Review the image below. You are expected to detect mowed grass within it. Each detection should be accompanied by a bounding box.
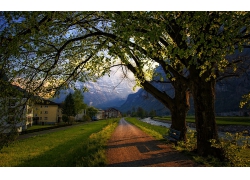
[155,116,250,126]
[0,119,119,167]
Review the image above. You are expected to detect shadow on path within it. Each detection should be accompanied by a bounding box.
[106,118,202,167]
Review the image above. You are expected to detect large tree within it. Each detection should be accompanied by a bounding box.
[101,11,250,158]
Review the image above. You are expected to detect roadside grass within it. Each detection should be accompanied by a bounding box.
[125,117,250,167]
[155,116,250,126]
[125,117,168,140]
[0,118,119,167]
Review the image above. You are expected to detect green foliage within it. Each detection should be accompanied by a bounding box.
[62,114,69,123]
[87,106,98,119]
[149,109,157,117]
[209,132,250,167]
[0,129,19,150]
[82,115,91,122]
[176,130,250,167]
[136,107,145,118]
[62,93,76,117]
[175,130,197,152]
[73,89,87,114]
[240,93,250,108]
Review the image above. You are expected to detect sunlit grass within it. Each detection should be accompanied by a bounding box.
[125,117,167,140]
[0,119,119,167]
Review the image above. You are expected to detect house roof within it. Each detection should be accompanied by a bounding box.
[34,98,61,106]
[105,108,121,112]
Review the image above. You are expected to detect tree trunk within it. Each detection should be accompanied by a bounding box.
[190,69,224,159]
[169,105,188,141]
[141,81,190,141]
[169,90,190,141]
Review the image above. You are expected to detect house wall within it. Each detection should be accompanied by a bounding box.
[75,109,86,121]
[34,104,61,125]
[0,97,33,132]
[105,108,121,118]
[96,110,104,119]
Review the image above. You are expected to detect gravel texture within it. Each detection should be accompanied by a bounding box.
[106,118,202,167]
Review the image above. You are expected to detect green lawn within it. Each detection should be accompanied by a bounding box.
[0,119,118,167]
[155,116,250,126]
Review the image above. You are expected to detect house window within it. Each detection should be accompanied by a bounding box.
[44,105,48,108]
[40,105,43,108]
[39,117,42,120]
[44,111,48,114]
[44,117,48,120]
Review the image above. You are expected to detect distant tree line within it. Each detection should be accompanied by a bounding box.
[127,107,157,118]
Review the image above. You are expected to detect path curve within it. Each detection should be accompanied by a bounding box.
[106,118,202,167]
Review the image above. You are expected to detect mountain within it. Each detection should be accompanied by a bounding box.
[52,74,138,109]
[118,88,171,116]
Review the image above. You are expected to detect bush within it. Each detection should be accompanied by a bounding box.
[176,129,197,152]
[69,116,75,124]
[210,131,250,166]
[82,115,91,122]
[62,115,69,123]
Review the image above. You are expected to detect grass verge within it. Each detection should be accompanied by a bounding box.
[125,117,167,140]
[0,118,119,167]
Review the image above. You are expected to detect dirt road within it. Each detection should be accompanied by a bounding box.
[106,118,201,167]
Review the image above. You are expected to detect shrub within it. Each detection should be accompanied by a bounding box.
[82,115,91,122]
[176,129,197,152]
[62,115,69,123]
[210,131,250,167]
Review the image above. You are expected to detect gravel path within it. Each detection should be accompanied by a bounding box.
[106,118,202,167]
